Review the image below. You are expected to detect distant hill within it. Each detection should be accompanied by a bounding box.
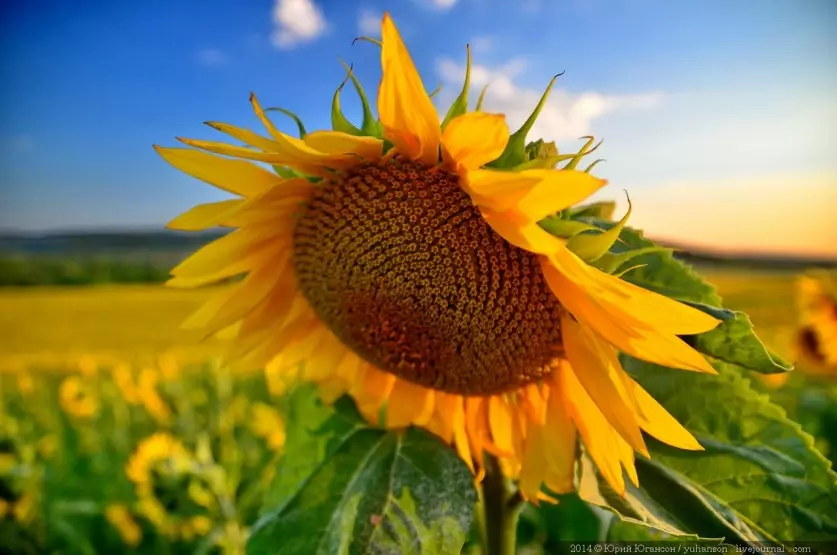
[0,228,834,287]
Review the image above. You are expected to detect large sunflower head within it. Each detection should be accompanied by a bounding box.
[156,14,720,502]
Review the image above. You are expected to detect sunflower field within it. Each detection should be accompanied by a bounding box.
[2,267,836,554]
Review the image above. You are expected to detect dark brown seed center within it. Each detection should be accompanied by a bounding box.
[292,158,564,395]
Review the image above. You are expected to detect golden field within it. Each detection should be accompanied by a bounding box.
[0,269,833,554]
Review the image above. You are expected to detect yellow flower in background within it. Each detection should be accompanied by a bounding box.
[795,272,837,375]
[157,353,181,381]
[126,432,191,486]
[157,13,720,500]
[249,402,287,452]
[16,373,35,396]
[112,363,141,405]
[105,504,143,547]
[77,355,98,377]
[59,375,99,419]
[137,368,172,425]
[126,433,214,540]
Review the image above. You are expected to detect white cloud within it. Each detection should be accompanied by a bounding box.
[271,0,327,49]
[8,134,33,152]
[424,0,458,10]
[436,57,664,142]
[470,36,493,54]
[196,48,227,66]
[357,8,381,36]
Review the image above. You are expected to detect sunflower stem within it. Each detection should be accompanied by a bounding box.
[480,453,523,555]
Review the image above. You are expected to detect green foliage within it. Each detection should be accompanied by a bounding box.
[0,256,172,286]
[616,358,837,543]
[0,362,283,554]
[251,392,477,555]
[685,307,794,374]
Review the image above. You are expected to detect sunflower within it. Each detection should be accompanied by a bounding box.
[156,14,719,501]
[794,272,837,375]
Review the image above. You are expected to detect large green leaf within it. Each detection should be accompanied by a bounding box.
[261,384,361,511]
[684,307,794,374]
[529,491,726,553]
[619,357,837,543]
[250,398,477,555]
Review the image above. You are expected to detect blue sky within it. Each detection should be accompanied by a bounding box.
[1,0,835,256]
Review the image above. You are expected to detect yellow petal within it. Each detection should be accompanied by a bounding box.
[562,314,648,456]
[542,382,578,494]
[519,423,549,503]
[558,362,627,495]
[154,146,282,197]
[442,112,509,171]
[450,397,474,472]
[175,138,347,176]
[303,131,383,161]
[205,121,283,152]
[165,241,272,289]
[488,395,515,457]
[541,250,718,374]
[302,333,348,382]
[514,170,607,224]
[378,13,440,166]
[169,226,283,279]
[167,200,247,231]
[183,251,291,334]
[461,169,540,212]
[251,94,367,169]
[385,379,435,428]
[480,209,565,255]
[550,245,720,335]
[354,366,395,425]
[425,392,457,443]
[464,397,487,472]
[628,377,703,450]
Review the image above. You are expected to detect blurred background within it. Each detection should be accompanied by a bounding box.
[0,0,835,553]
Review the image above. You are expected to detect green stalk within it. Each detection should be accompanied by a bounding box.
[480,453,524,555]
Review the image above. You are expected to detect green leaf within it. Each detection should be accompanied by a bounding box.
[488,73,563,169]
[250,398,477,555]
[621,357,837,543]
[265,107,307,138]
[531,490,726,552]
[272,165,304,179]
[538,217,600,238]
[261,385,360,512]
[441,45,471,131]
[684,306,794,374]
[571,201,616,221]
[562,136,602,171]
[566,193,632,262]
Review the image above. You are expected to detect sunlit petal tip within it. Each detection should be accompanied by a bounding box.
[378,11,440,166]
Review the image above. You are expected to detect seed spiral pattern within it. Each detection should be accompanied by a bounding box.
[292,158,565,395]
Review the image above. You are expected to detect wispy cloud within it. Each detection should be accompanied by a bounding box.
[271,0,327,49]
[437,57,664,142]
[421,0,458,11]
[470,35,493,54]
[196,48,228,67]
[357,8,381,36]
[8,134,33,152]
